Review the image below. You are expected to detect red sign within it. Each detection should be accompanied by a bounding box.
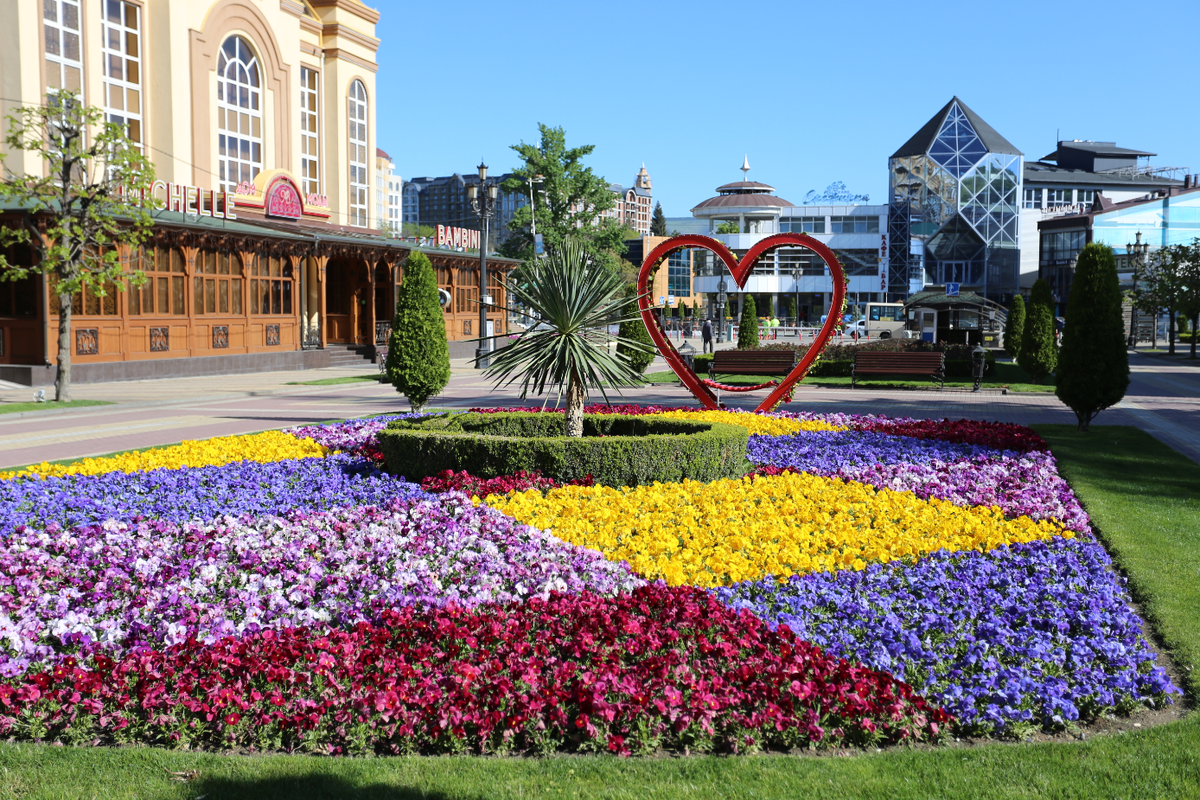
[265,177,303,220]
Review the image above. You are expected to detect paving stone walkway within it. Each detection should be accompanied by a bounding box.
[1,350,1195,469]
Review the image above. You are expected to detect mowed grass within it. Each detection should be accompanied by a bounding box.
[643,362,1055,393]
[0,399,113,414]
[286,374,386,386]
[0,425,1197,799]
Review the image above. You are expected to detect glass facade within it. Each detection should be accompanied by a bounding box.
[667,249,691,298]
[888,100,1021,301]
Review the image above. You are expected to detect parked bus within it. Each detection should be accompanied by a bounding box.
[852,302,908,339]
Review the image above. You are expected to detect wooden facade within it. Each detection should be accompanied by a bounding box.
[0,209,516,383]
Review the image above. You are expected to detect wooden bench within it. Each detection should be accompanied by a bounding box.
[710,349,797,378]
[852,351,945,389]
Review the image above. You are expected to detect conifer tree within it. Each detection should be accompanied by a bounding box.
[385,251,450,411]
[1004,294,1025,361]
[1019,279,1058,384]
[617,285,655,374]
[738,294,760,349]
[650,202,668,237]
[1055,243,1130,431]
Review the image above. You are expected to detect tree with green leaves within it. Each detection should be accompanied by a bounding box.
[385,251,450,411]
[715,221,740,235]
[1004,294,1025,361]
[1020,279,1058,383]
[650,202,668,237]
[1173,239,1200,359]
[0,91,155,402]
[617,285,655,375]
[497,124,628,274]
[738,294,759,349]
[485,239,652,436]
[782,296,795,322]
[1055,243,1130,431]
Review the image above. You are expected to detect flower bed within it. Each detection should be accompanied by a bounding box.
[0,587,948,755]
[0,405,1178,752]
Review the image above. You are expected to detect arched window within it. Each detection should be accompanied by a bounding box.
[217,36,262,192]
[347,80,368,227]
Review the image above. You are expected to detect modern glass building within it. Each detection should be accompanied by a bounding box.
[887,97,1023,303]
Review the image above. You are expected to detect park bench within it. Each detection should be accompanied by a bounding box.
[710,349,798,379]
[851,351,945,389]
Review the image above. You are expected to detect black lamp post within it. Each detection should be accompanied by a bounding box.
[1126,231,1150,348]
[715,276,728,344]
[465,162,499,368]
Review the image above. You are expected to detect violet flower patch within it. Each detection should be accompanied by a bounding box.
[747,431,1088,531]
[285,413,428,461]
[713,537,1178,734]
[0,492,643,677]
[0,454,425,535]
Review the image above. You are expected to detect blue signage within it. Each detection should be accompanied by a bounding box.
[946,282,960,297]
[801,181,870,205]
[534,233,544,255]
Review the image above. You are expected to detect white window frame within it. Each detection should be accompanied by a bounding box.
[44,0,84,95]
[1023,188,1042,209]
[348,80,369,227]
[299,66,320,197]
[101,1,142,149]
[216,36,263,193]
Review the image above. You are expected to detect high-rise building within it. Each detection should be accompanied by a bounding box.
[375,148,401,233]
[887,97,1022,303]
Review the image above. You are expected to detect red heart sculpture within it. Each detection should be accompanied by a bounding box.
[637,233,846,412]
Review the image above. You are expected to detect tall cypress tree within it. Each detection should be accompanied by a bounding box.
[1055,243,1130,431]
[1004,294,1025,361]
[617,284,655,374]
[738,294,760,349]
[385,251,450,411]
[1019,279,1058,384]
[650,202,668,237]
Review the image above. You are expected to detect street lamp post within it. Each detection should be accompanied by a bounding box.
[1126,231,1150,348]
[466,162,500,369]
[716,276,728,344]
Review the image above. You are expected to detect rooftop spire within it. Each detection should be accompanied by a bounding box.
[741,155,750,180]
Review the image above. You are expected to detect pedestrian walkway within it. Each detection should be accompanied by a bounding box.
[0,349,1196,469]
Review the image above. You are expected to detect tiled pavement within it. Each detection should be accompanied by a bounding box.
[0,350,1196,469]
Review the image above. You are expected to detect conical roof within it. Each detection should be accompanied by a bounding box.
[891,97,1022,159]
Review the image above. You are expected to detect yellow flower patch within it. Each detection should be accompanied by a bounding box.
[650,410,845,437]
[2,431,327,480]
[486,472,1071,588]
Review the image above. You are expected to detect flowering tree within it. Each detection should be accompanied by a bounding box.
[0,91,155,401]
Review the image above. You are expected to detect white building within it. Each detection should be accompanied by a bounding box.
[688,162,887,323]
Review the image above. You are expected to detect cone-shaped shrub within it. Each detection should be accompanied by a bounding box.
[1020,279,1057,383]
[738,294,759,349]
[1055,243,1130,431]
[385,251,450,411]
[618,288,656,375]
[1004,294,1025,361]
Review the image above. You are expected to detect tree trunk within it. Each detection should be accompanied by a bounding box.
[54,291,72,402]
[1191,313,1199,359]
[1168,306,1176,355]
[564,373,585,437]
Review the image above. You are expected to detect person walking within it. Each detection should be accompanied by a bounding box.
[701,318,714,354]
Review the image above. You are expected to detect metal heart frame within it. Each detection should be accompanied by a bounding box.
[637,233,846,412]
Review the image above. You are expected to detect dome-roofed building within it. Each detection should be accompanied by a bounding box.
[691,156,796,233]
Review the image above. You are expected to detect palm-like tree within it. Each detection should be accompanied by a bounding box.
[484,239,653,436]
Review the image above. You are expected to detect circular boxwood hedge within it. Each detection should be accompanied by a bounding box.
[378,412,750,487]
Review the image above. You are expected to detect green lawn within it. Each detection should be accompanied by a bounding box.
[286,374,386,386]
[0,399,113,414]
[0,425,1197,798]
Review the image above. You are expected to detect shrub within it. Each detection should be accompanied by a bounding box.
[617,289,656,375]
[693,352,713,374]
[378,412,750,487]
[385,251,450,411]
[737,294,759,349]
[1004,294,1025,361]
[1055,243,1130,431]
[1020,279,1058,384]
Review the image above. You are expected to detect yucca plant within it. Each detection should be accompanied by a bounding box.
[483,239,654,436]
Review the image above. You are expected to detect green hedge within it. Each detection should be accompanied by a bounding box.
[687,355,988,380]
[378,412,750,487]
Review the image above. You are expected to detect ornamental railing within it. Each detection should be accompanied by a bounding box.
[376,321,391,344]
[302,320,322,350]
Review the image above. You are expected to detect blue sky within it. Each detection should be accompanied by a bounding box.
[374,0,1199,218]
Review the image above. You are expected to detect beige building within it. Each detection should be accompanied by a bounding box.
[0,0,516,385]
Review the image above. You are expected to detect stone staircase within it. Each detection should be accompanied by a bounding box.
[324,344,377,368]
